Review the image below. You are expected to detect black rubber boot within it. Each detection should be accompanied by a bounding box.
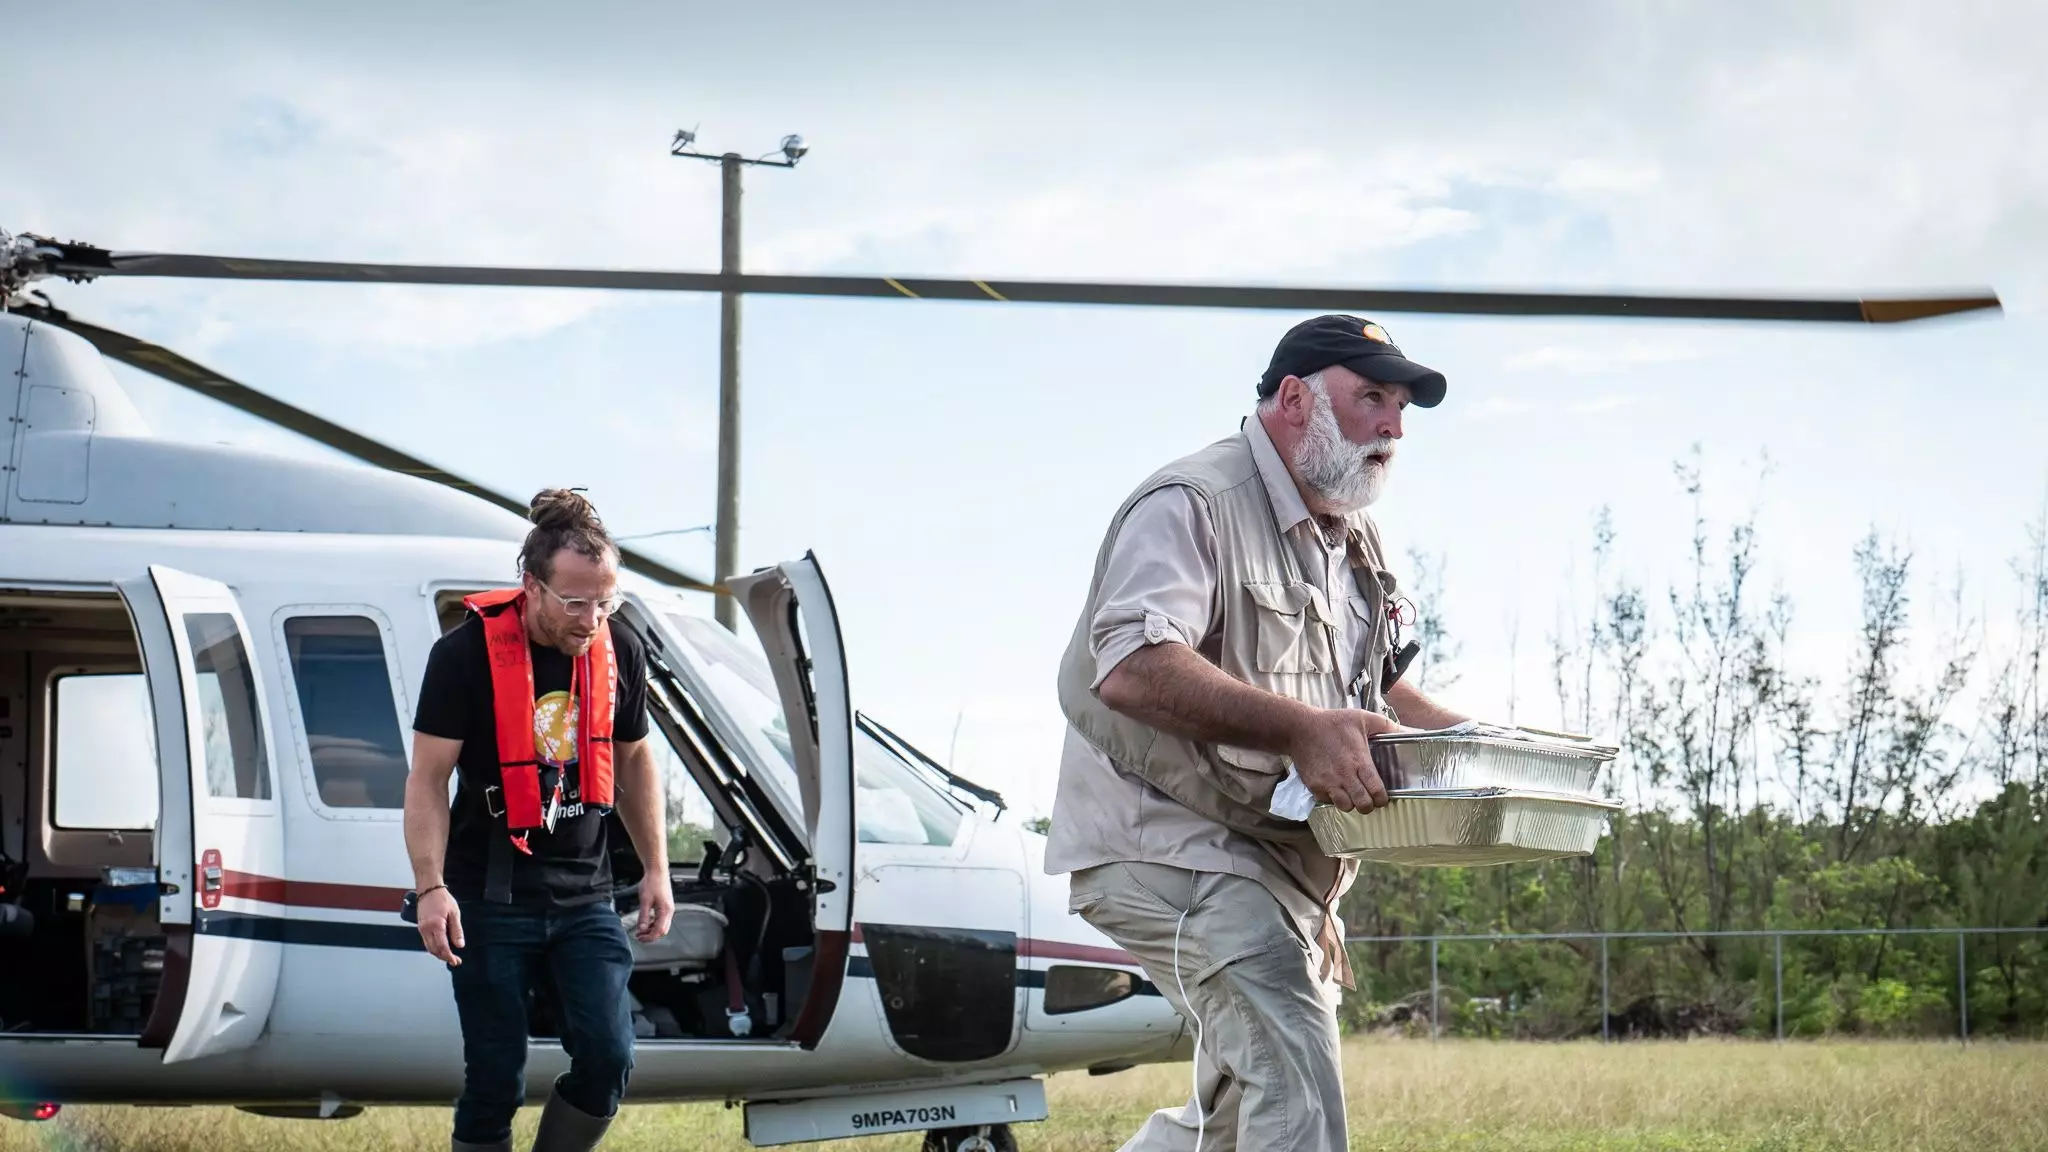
[451,1138,512,1152]
[530,1077,614,1152]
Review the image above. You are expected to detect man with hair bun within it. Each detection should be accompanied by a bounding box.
[403,488,674,1152]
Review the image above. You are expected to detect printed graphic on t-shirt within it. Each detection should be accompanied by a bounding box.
[533,689,586,815]
[534,689,577,765]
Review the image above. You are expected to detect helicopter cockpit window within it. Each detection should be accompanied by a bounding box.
[281,616,410,810]
[51,673,158,831]
[663,612,966,848]
[847,723,968,847]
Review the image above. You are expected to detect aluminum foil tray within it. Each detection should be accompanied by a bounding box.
[1368,724,1619,796]
[1308,787,1622,866]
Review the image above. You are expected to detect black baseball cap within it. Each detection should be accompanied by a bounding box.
[1257,314,1447,407]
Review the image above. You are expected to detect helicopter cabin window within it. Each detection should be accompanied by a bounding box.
[50,673,158,830]
[185,612,271,801]
[281,615,410,810]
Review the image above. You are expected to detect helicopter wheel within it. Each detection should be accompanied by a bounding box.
[920,1123,1018,1152]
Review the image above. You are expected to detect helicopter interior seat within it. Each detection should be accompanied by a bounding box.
[531,813,813,1043]
[608,823,744,976]
[624,900,728,971]
[317,778,376,808]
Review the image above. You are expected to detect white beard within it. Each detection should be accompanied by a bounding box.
[1293,387,1394,514]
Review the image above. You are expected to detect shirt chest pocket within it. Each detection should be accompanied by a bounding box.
[1244,580,1335,675]
[1347,595,1386,656]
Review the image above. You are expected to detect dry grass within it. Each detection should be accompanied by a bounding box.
[12,1038,2047,1151]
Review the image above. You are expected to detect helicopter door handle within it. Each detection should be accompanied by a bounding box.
[198,848,225,909]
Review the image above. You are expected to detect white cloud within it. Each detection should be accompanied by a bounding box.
[7,64,725,356]
[1466,397,1538,420]
[749,149,1501,282]
[1504,339,1708,376]
[1545,159,1663,196]
[1569,394,1639,415]
[85,280,621,359]
[1577,1,2048,312]
[740,144,1727,289]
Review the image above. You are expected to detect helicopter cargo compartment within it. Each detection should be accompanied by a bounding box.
[0,588,169,1038]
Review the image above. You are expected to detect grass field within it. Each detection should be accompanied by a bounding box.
[11,1038,2046,1152]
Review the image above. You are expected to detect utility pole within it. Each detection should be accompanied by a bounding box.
[671,127,808,630]
[715,152,742,632]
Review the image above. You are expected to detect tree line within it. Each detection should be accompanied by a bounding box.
[1341,450,2048,1040]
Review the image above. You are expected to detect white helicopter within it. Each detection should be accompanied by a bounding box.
[0,229,1999,1150]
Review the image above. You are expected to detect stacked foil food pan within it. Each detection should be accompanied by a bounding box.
[1307,725,1623,866]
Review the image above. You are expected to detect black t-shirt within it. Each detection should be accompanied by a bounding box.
[413,613,649,908]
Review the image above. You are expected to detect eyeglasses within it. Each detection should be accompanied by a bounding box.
[536,578,623,618]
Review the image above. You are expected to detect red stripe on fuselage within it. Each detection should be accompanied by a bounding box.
[221,871,408,913]
[1026,939,1145,967]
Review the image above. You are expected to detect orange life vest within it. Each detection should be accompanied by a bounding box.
[462,588,617,846]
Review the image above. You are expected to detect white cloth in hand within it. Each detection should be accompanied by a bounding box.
[1269,764,1318,821]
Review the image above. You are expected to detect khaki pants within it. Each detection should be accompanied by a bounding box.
[1067,861,1348,1152]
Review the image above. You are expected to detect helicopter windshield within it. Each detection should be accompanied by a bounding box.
[662,613,967,848]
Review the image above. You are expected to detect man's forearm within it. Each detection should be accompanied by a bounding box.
[1386,680,1470,730]
[1097,642,1316,756]
[615,742,668,874]
[402,773,450,890]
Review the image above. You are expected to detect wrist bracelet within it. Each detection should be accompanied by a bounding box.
[419,883,447,898]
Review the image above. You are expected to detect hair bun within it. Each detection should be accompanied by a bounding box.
[516,488,616,582]
[528,487,601,531]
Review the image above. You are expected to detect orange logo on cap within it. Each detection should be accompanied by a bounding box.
[1361,323,1390,343]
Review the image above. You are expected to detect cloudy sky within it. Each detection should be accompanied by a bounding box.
[7,0,2043,819]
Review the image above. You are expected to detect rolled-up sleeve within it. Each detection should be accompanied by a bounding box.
[1089,485,1220,689]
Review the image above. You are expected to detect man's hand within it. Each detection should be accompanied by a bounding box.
[634,869,675,943]
[403,731,464,965]
[1287,708,1406,813]
[611,735,673,943]
[418,887,464,966]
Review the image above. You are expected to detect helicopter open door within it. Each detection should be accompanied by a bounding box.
[115,565,282,1064]
[726,554,856,1047]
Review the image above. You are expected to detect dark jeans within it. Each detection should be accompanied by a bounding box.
[447,898,636,1145]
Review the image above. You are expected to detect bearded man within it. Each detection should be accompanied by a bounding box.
[1047,314,1471,1151]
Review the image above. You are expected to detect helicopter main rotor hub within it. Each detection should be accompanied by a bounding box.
[1,230,70,300]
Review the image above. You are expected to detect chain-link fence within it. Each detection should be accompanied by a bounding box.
[1340,926,2048,1042]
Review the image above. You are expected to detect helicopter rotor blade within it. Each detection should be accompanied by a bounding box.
[30,240,2002,324]
[7,298,721,596]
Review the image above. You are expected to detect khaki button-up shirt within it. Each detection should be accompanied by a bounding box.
[1045,411,1381,991]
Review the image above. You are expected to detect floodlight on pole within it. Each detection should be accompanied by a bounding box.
[669,125,807,630]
